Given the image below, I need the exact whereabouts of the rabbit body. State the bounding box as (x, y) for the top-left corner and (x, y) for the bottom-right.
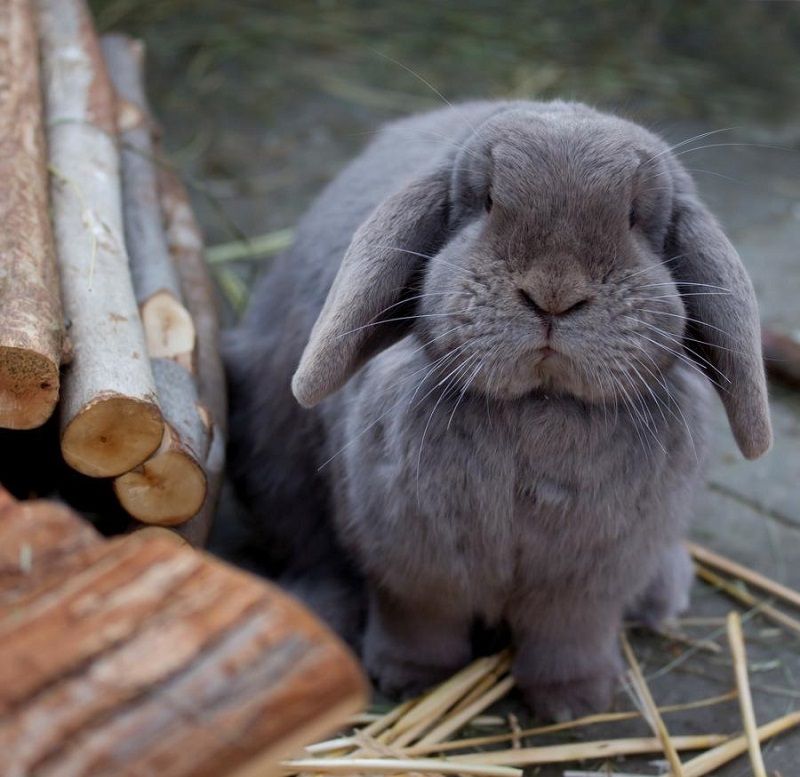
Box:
(226, 101), (769, 717)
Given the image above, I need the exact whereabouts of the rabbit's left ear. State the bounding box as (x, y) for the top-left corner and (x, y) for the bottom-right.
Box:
(292, 168), (450, 407)
(667, 171), (772, 459)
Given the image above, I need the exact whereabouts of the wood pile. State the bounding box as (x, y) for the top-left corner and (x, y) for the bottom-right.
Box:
(0, 0), (225, 543)
(0, 487), (368, 776)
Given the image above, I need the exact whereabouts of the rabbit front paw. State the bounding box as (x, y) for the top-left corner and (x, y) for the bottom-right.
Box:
(519, 673), (617, 721)
(362, 591), (472, 698)
(363, 646), (462, 698)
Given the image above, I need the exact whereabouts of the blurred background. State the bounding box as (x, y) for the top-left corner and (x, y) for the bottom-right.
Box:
(87, 0), (800, 320)
(81, 2), (800, 771)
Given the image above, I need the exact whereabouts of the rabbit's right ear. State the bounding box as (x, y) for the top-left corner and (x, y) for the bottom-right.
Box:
(666, 166), (772, 459)
(292, 168), (450, 407)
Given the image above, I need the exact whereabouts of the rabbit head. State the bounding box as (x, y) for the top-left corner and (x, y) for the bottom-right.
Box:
(292, 103), (771, 459)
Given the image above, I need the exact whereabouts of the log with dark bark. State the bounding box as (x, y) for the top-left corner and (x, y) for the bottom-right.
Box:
(159, 167), (227, 436)
(157, 165), (228, 545)
(37, 0), (163, 477)
(762, 326), (800, 390)
(0, 487), (368, 777)
(0, 0), (63, 429)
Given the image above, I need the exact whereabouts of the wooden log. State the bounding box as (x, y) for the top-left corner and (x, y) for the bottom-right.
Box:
(173, 422), (224, 546)
(0, 485), (103, 604)
(114, 358), (208, 525)
(0, 490), (367, 777)
(37, 0), (163, 477)
(158, 167), (227, 436)
(101, 34), (195, 369)
(0, 0), (63, 429)
(762, 326), (800, 390)
(157, 165), (228, 545)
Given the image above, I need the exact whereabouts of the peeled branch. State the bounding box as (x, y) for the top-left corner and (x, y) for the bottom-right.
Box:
(38, 0), (163, 477)
(101, 34), (195, 370)
(0, 0), (63, 429)
(114, 358), (207, 526)
(158, 165), (228, 545)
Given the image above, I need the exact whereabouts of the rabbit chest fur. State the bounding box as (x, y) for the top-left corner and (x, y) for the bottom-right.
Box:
(325, 339), (709, 618)
(226, 99), (770, 718)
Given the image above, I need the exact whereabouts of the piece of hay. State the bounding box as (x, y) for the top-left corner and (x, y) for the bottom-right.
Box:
(621, 632), (685, 776)
(669, 711), (800, 777)
(689, 542), (800, 611)
(726, 612), (767, 777)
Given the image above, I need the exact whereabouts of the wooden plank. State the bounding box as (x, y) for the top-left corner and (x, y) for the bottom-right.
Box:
(0, 490), (367, 776)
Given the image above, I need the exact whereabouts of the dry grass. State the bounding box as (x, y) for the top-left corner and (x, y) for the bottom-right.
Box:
(284, 542), (800, 776)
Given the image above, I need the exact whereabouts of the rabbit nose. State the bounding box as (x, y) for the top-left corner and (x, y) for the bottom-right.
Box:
(517, 288), (590, 318)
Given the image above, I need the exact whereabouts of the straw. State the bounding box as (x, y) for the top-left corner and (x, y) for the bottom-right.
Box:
(695, 564), (800, 638)
(447, 734), (728, 767)
(620, 632), (685, 776)
(689, 542), (800, 610)
(669, 711), (800, 777)
(726, 612), (767, 777)
(282, 756), (522, 776)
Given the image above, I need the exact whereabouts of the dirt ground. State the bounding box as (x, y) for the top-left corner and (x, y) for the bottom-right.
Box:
(90, 2), (800, 773)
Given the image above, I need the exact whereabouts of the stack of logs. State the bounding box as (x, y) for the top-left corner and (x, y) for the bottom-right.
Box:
(0, 0), (225, 544)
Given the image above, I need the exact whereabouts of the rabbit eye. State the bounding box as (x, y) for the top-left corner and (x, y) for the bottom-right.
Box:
(629, 206), (637, 229)
(485, 192), (493, 213)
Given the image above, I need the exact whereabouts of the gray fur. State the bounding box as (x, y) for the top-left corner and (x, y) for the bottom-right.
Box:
(225, 100), (771, 718)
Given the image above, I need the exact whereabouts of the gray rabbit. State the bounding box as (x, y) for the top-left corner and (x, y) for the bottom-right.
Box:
(225, 100), (771, 719)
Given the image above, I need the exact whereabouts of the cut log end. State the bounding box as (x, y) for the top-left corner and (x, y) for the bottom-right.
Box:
(114, 446), (207, 526)
(131, 525), (191, 547)
(141, 290), (195, 364)
(0, 347), (60, 429)
(61, 395), (163, 477)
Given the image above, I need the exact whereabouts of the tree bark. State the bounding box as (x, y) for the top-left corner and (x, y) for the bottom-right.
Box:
(158, 165), (228, 545)
(114, 358), (208, 525)
(158, 167), (227, 435)
(0, 488), (367, 777)
(0, 0), (63, 429)
(101, 34), (195, 369)
(37, 0), (163, 477)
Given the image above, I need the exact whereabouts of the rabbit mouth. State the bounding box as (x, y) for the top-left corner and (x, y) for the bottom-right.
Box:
(537, 345), (557, 360)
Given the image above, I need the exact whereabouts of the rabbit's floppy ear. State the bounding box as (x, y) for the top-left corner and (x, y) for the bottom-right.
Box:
(292, 168), (450, 407)
(666, 170), (771, 459)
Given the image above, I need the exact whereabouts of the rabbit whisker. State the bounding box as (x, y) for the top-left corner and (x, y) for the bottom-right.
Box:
(634, 307), (734, 340)
(630, 345), (699, 464)
(625, 316), (731, 384)
(415, 352), (481, 502)
(410, 343), (474, 401)
(634, 281), (732, 293)
(369, 49), (480, 136)
(609, 369), (655, 459)
(369, 244), (476, 278)
(642, 127), (740, 167)
(621, 366), (667, 455)
(627, 326), (729, 393)
(637, 315), (741, 356)
(671, 141), (797, 160)
(335, 311), (472, 340)
(618, 253), (688, 284)
(447, 344), (500, 431)
(368, 290), (474, 323)
(642, 291), (732, 300)
(318, 341), (471, 469)
(628, 358), (669, 428)
(380, 337), (471, 401)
